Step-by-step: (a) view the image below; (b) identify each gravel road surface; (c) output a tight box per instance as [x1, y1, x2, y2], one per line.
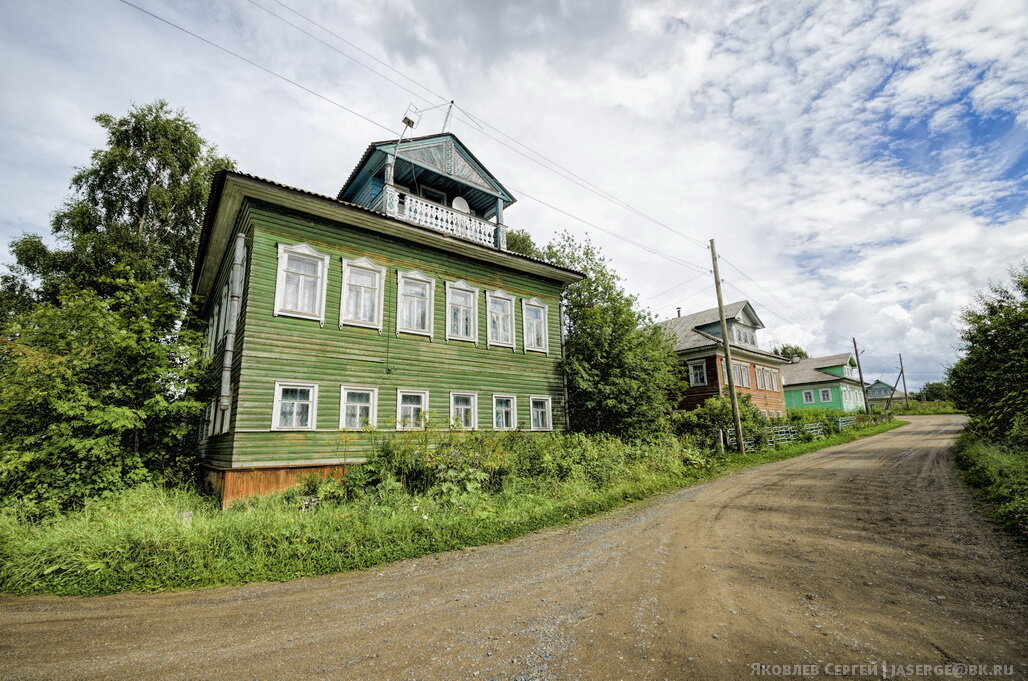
[1, 415, 1025, 680]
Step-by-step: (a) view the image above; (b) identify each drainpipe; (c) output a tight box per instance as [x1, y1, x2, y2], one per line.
[219, 232, 245, 414]
[559, 300, 572, 431]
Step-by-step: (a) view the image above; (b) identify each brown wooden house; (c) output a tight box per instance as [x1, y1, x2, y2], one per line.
[655, 301, 788, 416]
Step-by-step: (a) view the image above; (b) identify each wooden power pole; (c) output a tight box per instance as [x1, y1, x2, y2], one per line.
[852, 337, 870, 415]
[710, 239, 745, 454]
[899, 353, 909, 407]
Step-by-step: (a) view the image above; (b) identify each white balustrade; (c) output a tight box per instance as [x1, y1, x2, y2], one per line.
[378, 187, 500, 248]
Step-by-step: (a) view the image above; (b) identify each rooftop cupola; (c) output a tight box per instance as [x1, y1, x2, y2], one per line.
[338, 133, 516, 250]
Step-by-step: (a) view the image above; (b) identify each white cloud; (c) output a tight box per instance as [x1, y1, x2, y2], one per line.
[0, 0, 1024, 390]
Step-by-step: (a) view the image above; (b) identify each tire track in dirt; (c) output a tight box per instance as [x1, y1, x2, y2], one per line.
[1, 416, 1024, 681]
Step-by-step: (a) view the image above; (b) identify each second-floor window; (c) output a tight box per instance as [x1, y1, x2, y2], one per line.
[688, 360, 707, 386]
[446, 281, 478, 342]
[522, 299, 548, 352]
[397, 270, 435, 336]
[487, 290, 515, 347]
[275, 243, 330, 322]
[341, 258, 385, 329]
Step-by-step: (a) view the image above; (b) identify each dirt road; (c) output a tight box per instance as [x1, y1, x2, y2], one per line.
[1, 416, 1025, 680]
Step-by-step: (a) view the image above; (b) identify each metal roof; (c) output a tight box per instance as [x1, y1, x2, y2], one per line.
[780, 354, 862, 387]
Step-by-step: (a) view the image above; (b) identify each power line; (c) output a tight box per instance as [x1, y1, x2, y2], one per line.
[113, 0, 708, 276]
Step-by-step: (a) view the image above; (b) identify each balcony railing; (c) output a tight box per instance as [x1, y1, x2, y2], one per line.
[378, 186, 506, 249]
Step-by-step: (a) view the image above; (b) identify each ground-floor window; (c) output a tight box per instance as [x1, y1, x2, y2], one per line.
[802, 390, 814, 404]
[820, 388, 832, 402]
[273, 382, 318, 430]
[530, 396, 552, 430]
[493, 394, 516, 430]
[341, 386, 377, 429]
[450, 392, 477, 429]
[397, 389, 429, 429]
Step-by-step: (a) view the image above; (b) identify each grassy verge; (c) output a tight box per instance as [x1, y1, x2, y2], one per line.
[0, 419, 906, 596]
[954, 433, 1027, 538]
[889, 400, 963, 415]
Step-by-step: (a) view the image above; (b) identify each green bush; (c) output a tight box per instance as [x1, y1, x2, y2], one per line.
[954, 433, 1027, 537]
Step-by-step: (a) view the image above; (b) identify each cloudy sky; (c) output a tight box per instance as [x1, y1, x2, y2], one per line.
[2, 0, 1026, 389]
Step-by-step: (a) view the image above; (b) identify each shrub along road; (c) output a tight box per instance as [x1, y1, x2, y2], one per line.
[1, 415, 1025, 680]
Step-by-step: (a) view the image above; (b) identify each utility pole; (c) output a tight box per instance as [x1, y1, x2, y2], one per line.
[852, 337, 870, 415]
[711, 239, 745, 454]
[899, 353, 909, 407]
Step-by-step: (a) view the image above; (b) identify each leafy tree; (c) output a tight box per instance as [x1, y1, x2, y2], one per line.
[915, 381, 949, 401]
[0, 101, 230, 514]
[0, 100, 234, 316]
[0, 278, 208, 516]
[948, 263, 1028, 445]
[505, 227, 541, 259]
[772, 344, 809, 359]
[541, 233, 685, 439]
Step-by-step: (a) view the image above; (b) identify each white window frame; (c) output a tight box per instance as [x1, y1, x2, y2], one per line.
[272, 381, 319, 431]
[529, 395, 553, 431]
[449, 391, 478, 429]
[340, 386, 378, 430]
[274, 243, 331, 323]
[340, 257, 386, 330]
[445, 280, 479, 342]
[486, 289, 516, 349]
[521, 298, 549, 353]
[820, 388, 832, 403]
[770, 369, 779, 391]
[688, 360, 707, 387]
[396, 388, 429, 430]
[492, 394, 517, 430]
[732, 361, 751, 388]
[802, 390, 814, 404]
[756, 367, 766, 390]
[396, 269, 436, 337]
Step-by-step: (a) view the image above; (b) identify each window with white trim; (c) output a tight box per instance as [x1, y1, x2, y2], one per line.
[820, 388, 832, 402]
[802, 390, 814, 404]
[450, 392, 477, 429]
[272, 382, 318, 430]
[770, 369, 779, 391]
[397, 270, 435, 336]
[274, 243, 330, 322]
[340, 386, 377, 429]
[756, 367, 766, 390]
[530, 396, 552, 431]
[486, 290, 515, 347]
[522, 298, 548, 352]
[732, 361, 751, 388]
[340, 257, 386, 329]
[493, 395, 516, 430]
[688, 360, 707, 387]
[445, 280, 478, 342]
[397, 389, 429, 429]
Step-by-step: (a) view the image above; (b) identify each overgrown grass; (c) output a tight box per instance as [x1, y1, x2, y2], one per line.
[0, 419, 905, 596]
[889, 400, 963, 415]
[954, 432, 1028, 537]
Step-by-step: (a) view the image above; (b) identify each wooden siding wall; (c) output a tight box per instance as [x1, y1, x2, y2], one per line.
[678, 353, 787, 415]
[227, 200, 568, 468]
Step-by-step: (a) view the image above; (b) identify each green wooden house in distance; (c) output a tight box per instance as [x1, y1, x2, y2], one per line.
[193, 132, 584, 505]
[781, 353, 866, 412]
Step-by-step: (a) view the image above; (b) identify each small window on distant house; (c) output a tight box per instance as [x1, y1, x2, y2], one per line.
[446, 281, 478, 342]
[341, 258, 385, 329]
[802, 390, 814, 404]
[275, 243, 330, 322]
[487, 290, 515, 348]
[522, 299, 548, 352]
[688, 360, 707, 387]
[273, 382, 318, 430]
[493, 395, 516, 430]
[340, 386, 377, 430]
[397, 270, 435, 336]
[530, 396, 552, 431]
[450, 392, 477, 429]
[397, 389, 429, 429]
[820, 388, 832, 402]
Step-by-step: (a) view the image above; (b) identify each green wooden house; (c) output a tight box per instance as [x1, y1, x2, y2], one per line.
[780, 353, 866, 412]
[192, 132, 584, 504]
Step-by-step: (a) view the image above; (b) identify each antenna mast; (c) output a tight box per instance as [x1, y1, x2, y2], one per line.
[442, 100, 455, 132]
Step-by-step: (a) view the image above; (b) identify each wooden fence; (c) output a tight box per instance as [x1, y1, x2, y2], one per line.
[725, 414, 885, 451]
